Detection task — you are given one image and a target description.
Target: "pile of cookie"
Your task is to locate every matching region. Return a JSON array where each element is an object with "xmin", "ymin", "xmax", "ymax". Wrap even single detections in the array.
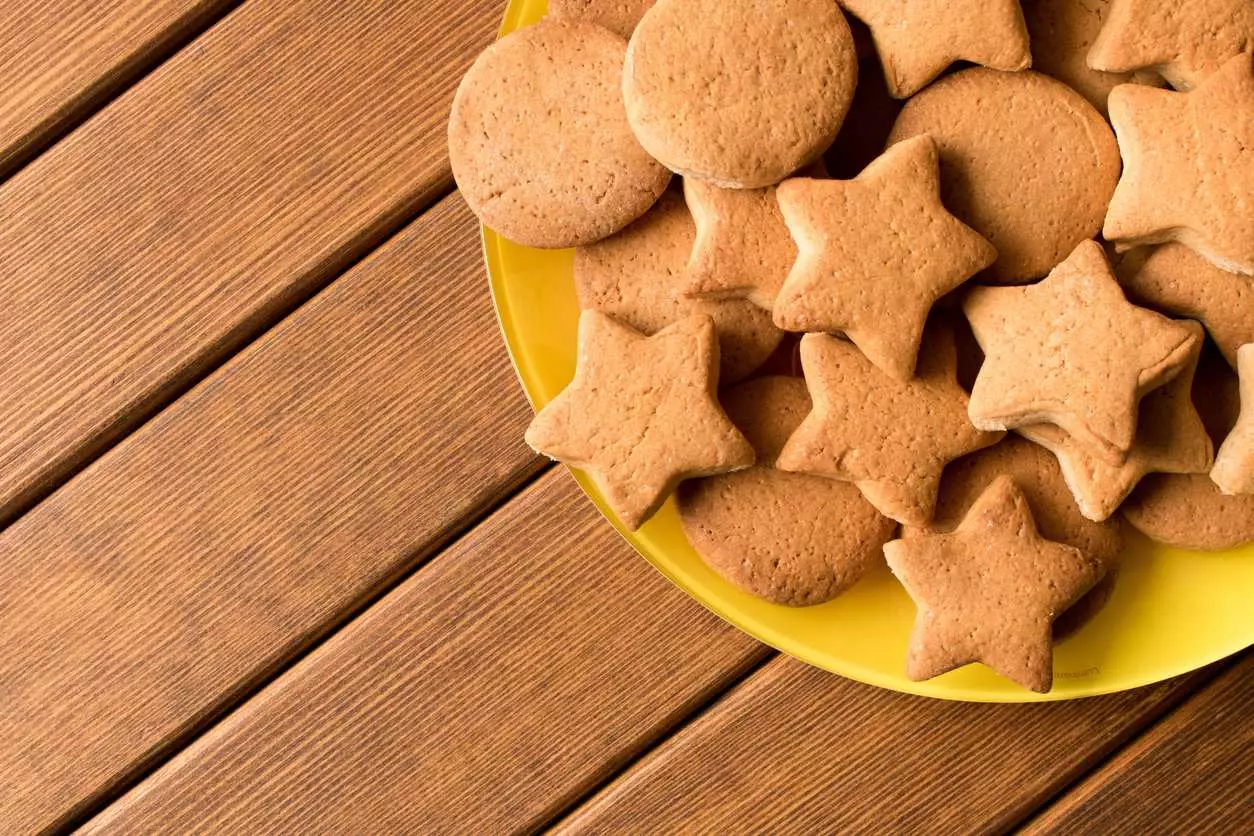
[{"xmin": 448, "ymin": 0, "xmax": 1254, "ymax": 693}]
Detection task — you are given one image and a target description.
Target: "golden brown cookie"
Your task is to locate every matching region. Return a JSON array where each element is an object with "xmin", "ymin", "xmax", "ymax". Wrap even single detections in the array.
[
  {"xmin": 838, "ymin": 0, "xmax": 1031, "ymax": 99},
  {"xmin": 547, "ymin": 0, "xmax": 655, "ymax": 39},
  {"xmin": 1088, "ymin": 0, "xmax": 1254, "ymax": 91},
  {"xmin": 623, "ymin": 0, "xmax": 858, "ymax": 188},
  {"xmin": 1122, "ymin": 354, "xmax": 1254, "ymax": 549},
  {"xmin": 1018, "ymin": 322, "xmax": 1212, "ymax": 521},
  {"xmin": 964, "ymin": 240, "xmax": 1197, "ymax": 463},
  {"xmin": 678, "ymin": 377, "xmax": 897, "ymax": 606},
  {"xmin": 1103, "ymin": 54, "xmax": 1254, "ymax": 276},
  {"xmin": 903, "ymin": 435, "xmax": 1126, "ymax": 639},
  {"xmin": 885, "ymin": 476, "xmax": 1106, "ymax": 693},
  {"xmin": 889, "ymin": 69, "xmax": 1120, "ymax": 283},
  {"xmin": 526, "ymin": 311, "xmax": 754, "ymax": 530},
  {"xmin": 1118, "ymin": 244, "xmax": 1254, "ymax": 370},
  {"xmin": 772, "ymin": 135, "xmax": 996, "ymax": 380},
  {"xmin": 575, "ymin": 189, "xmax": 783, "ymax": 384},
  {"xmin": 449, "ymin": 20, "xmax": 671, "ymax": 248},
  {"xmin": 1023, "ymin": 0, "xmax": 1144, "ymax": 114},
  {"xmin": 681, "ymin": 179, "xmax": 797, "ymax": 311},
  {"xmin": 1211, "ymin": 345, "xmax": 1254, "ymax": 496},
  {"xmin": 777, "ymin": 325, "xmax": 1003, "ymax": 526}
]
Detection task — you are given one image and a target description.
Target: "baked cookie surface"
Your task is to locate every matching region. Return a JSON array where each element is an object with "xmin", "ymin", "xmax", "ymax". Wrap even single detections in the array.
[
  {"xmin": 890, "ymin": 68, "xmax": 1120, "ymax": 283},
  {"xmin": 449, "ymin": 19, "xmax": 671, "ymax": 248},
  {"xmin": 623, "ymin": 0, "xmax": 857, "ymax": 188}
]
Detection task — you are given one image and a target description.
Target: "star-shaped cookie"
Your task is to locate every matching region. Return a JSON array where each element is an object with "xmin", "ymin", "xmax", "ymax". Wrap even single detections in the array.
[
  {"xmin": 839, "ymin": 0, "xmax": 1032, "ymax": 98},
  {"xmin": 1088, "ymin": 0, "xmax": 1254, "ymax": 91},
  {"xmin": 1018, "ymin": 322, "xmax": 1213, "ymax": 521},
  {"xmin": 1103, "ymin": 53, "xmax": 1254, "ymax": 276},
  {"xmin": 525, "ymin": 311, "xmax": 755, "ymax": 530},
  {"xmin": 964, "ymin": 240, "xmax": 1197, "ymax": 464},
  {"xmin": 884, "ymin": 476, "xmax": 1105, "ymax": 692},
  {"xmin": 776, "ymin": 324, "xmax": 1003, "ymax": 525},
  {"xmin": 1211, "ymin": 344, "xmax": 1254, "ymax": 496},
  {"xmin": 682, "ymin": 177, "xmax": 797, "ymax": 311},
  {"xmin": 773, "ymin": 135, "xmax": 996, "ymax": 380}
]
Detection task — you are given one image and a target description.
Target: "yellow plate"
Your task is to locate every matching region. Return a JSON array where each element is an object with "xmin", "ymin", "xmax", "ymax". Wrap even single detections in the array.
[{"xmin": 485, "ymin": 0, "xmax": 1254, "ymax": 701}]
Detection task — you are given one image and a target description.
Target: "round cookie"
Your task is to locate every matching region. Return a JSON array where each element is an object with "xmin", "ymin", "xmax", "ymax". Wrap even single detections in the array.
[
  {"xmin": 449, "ymin": 20, "xmax": 671, "ymax": 248},
  {"xmin": 547, "ymin": 0, "xmax": 656, "ymax": 39},
  {"xmin": 623, "ymin": 0, "xmax": 858, "ymax": 189},
  {"xmin": 904, "ymin": 435, "xmax": 1127, "ymax": 638},
  {"xmin": 575, "ymin": 189, "xmax": 784, "ymax": 384},
  {"xmin": 678, "ymin": 377, "xmax": 897, "ymax": 606},
  {"xmin": 889, "ymin": 69, "xmax": 1121, "ymax": 283},
  {"xmin": 1122, "ymin": 351, "xmax": 1254, "ymax": 550}
]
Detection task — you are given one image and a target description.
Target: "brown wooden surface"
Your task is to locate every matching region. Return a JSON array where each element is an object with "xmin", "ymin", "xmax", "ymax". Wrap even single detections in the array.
[
  {"xmin": 0, "ymin": 196, "xmax": 544, "ymax": 834},
  {"xmin": 1025, "ymin": 655, "xmax": 1254, "ymax": 835},
  {"xmin": 556, "ymin": 657, "xmax": 1219, "ymax": 835},
  {"xmin": 0, "ymin": 0, "xmax": 501, "ymax": 526},
  {"xmin": 0, "ymin": 2, "xmax": 1246, "ymax": 833},
  {"xmin": 82, "ymin": 470, "xmax": 769, "ymax": 835},
  {"xmin": 0, "ymin": 0, "xmax": 235, "ymax": 179}
]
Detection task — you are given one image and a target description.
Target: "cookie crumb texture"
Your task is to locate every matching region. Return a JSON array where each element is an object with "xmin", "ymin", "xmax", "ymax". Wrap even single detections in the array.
[
  {"xmin": 547, "ymin": 0, "xmax": 656, "ymax": 39},
  {"xmin": 623, "ymin": 0, "xmax": 857, "ymax": 188},
  {"xmin": 890, "ymin": 68, "xmax": 1120, "ymax": 283},
  {"xmin": 679, "ymin": 377, "xmax": 896, "ymax": 606},
  {"xmin": 449, "ymin": 19, "xmax": 671, "ymax": 248}
]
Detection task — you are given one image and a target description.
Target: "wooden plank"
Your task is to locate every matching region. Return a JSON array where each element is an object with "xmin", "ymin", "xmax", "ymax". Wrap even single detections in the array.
[
  {"xmin": 0, "ymin": 195, "xmax": 546, "ymax": 834},
  {"xmin": 0, "ymin": 0, "xmax": 503, "ymax": 525},
  {"xmin": 555, "ymin": 657, "xmax": 1217, "ymax": 835},
  {"xmin": 0, "ymin": 0, "xmax": 237, "ymax": 179},
  {"xmin": 1024, "ymin": 654, "xmax": 1253, "ymax": 835},
  {"xmin": 81, "ymin": 470, "xmax": 770, "ymax": 835}
]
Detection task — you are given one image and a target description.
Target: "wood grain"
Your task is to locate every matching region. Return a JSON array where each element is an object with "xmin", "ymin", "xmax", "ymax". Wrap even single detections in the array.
[
  {"xmin": 0, "ymin": 196, "xmax": 544, "ymax": 834},
  {"xmin": 0, "ymin": 0, "xmax": 502, "ymax": 525},
  {"xmin": 1024, "ymin": 654, "xmax": 1252, "ymax": 835},
  {"xmin": 82, "ymin": 469, "xmax": 770, "ymax": 835},
  {"xmin": 0, "ymin": 0, "xmax": 236, "ymax": 179},
  {"xmin": 557, "ymin": 657, "xmax": 1216, "ymax": 835}
]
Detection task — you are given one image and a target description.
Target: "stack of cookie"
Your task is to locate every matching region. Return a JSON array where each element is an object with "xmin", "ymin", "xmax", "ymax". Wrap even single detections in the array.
[{"xmin": 448, "ymin": 0, "xmax": 1254, "ymax": 693}]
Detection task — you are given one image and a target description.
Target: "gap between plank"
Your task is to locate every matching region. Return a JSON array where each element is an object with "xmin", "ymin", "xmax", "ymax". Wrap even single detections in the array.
[
  {"xmin": 53, "ymin": 457, "xmax": 555, "ymax": 834},
  {"xmin": 537, "ymin": 648, "xmax": 779, "ymax": 835},
  {"xmin": 0, "ymin": 0, "xmax": 246, "ymax": 187},
  {"xmin": 1004, "ymin": 652, "xmax": 1245, "ymax": 835}
]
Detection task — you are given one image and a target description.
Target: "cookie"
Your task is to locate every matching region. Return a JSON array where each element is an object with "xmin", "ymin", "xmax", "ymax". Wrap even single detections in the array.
[
  {"xmin": 1018, "ymin": 322, "xmax": 1212, "ymax": 521},
  {"xmin": 1103, "ymin": 53, "xmax": 1254, "ymax": 276},
  {"xmin": 1088, "ymin": 0, "xmax": 1254, "ymax": 91},
  {"xmin": 964, "ymin": 240, "xmax": 1197, "ymax": 463},
  {"xmin": 681, "ymin": 178, "xmax": 798, "ymax": 312},
  {"xmin": 623, "ymin": 0, "xmax": 858, "ymax": 188},
  {"xmin": 885, "ymin": 476, "xmax": 1105, "ymax": 693},
  {"xmin": 678, "ymin": 377, "xmax": 897, "ymax": 606},
  {"xmin": 526, "ymin": 311, "xmax": 754, "ymax": 530},
  {"xmin": 1122, "ymin": 353, "xmax": 1254, "ymax": 549},
  {"xmin": 1022, "ymin": 0, "xmax": 1145, "ymax": 115},
  {"xmin": 772, "ymin": 135, "xmax": 997, "ymax": 380},
  {"xmin": 547, "ymin": 0, "xmax": 655, "ymax": 39},
  {"xmin": 449, "ymin": 20, "xmax": 671, "ymax": 249},
  {"xmin": 1118, "ymin": 243, "xmax": 1254, "ymax": 370},
  {"xmin": 776, "ymin": 324, "xmax": 1003, "ymax": 526},
  {"xmin": 575, "ymin": 189, "xmax": 784, "ymax": 384},
  {"xmin": 889, "ymin": 69, "xmax": 1120, "ymax": 283},
  {"xmin": 1211, "ymin": 345, "xmax": 1254, "ymax": 495},
  {"xmin": 838, "ymin": 0, "xmax": 1031, "ymax": 99},
  {"xmin": 903, "ymin": 435, "xmax": 1126, "ymax": 639}
]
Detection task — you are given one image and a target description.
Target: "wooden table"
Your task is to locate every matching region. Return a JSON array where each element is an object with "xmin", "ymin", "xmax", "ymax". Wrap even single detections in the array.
[{"xmin": 0, "ymin": 3, "xmax": 1248, "ymax": 833}]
